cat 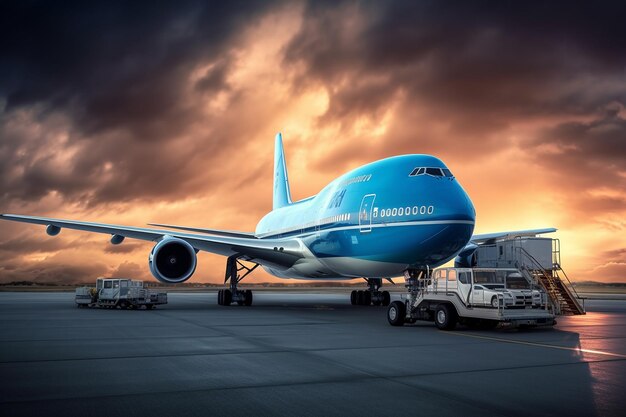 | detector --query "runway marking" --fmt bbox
[445,332,626,359]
